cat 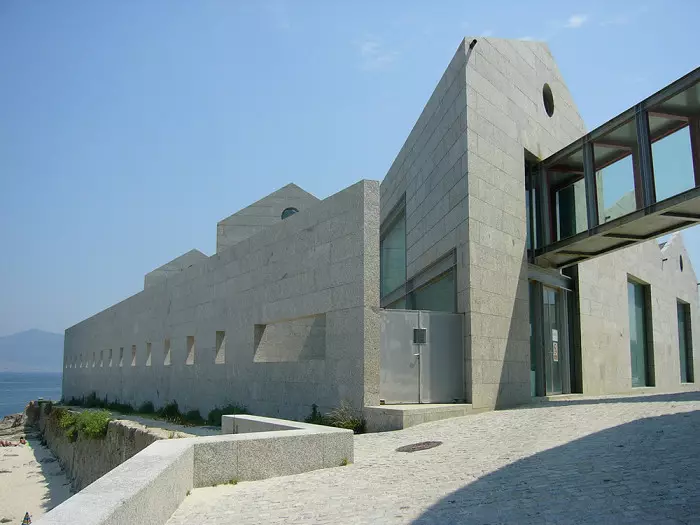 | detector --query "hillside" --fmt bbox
[0,329,64,373]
